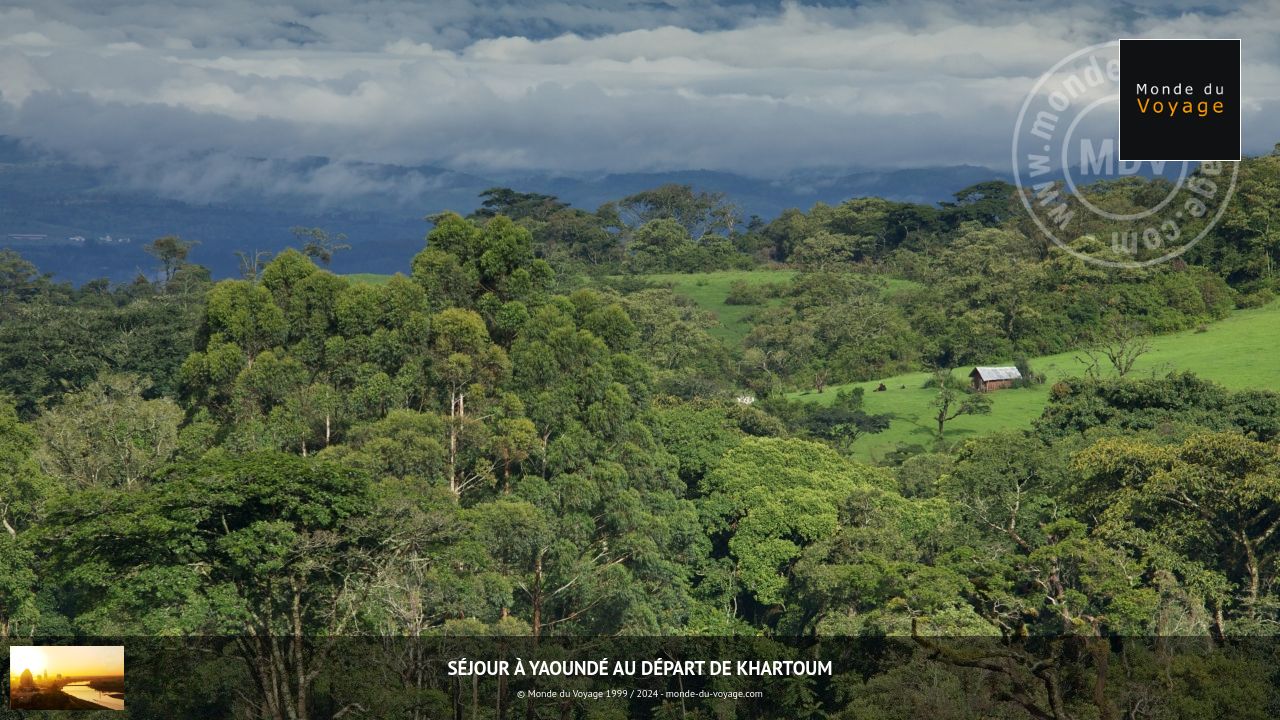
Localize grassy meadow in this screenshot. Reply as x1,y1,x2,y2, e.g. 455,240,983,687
638,269,918,344
792,300,1280,462
638,270,795,343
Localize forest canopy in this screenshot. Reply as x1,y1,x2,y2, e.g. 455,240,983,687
3,158,1280,719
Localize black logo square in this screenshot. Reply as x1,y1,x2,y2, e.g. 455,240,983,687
1119,39,1240,161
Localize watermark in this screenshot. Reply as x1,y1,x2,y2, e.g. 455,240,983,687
1012,41,1237,268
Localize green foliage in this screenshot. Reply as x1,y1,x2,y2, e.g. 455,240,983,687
0,249,46,307
203,279,287,361
470,187,569,222
630,269,797,345
35,374,183,489
793,298,1280,462
413,212,553,312
0,275,204,418
0,397,49,639
723,279,764,305
615,183,738,239
9,170,1280,716
1076,432,1280,629
290,226,350,266
46,452,373,635
1038,372,1280,442
701,437,893,607
931,370,992,441
142,235,197,282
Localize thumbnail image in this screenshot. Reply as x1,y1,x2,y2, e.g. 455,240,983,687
8,646,124,711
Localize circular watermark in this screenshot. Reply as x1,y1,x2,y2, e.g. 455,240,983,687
1012,41,1237,268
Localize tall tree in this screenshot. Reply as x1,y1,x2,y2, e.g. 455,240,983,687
428,308,511,499
144,235,198,282
48,452,375,720
291,227,351,267
469,188,568,222
36,374,183,489
615,184,738,238
1078,432,1280,631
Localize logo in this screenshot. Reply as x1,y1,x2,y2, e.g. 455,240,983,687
1119,39,1241,162
1012,41,1238,268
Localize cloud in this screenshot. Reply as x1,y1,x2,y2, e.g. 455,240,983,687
1,0,1277,202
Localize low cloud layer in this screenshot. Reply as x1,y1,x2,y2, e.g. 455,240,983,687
2,0,1279,201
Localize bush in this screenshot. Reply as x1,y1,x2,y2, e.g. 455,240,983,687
1013,356,1045,387
725,280,768,306
1238,288,1276,309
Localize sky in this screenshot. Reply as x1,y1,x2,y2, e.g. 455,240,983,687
9,646,125,679
1,0,1279,197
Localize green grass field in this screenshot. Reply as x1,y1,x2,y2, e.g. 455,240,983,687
639,270,796,343
640,270,919,344
792,300,1280,463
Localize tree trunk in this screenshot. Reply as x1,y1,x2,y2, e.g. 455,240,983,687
1088,638,1117,720
291,582,308,720
448,391,465,498
531,552,544,639
1242,533,1262,611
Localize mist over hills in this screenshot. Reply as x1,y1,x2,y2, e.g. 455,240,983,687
0,136,1006,283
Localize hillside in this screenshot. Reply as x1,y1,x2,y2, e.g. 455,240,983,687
793,300,1280,462
634,270,919,345
635,270,795,343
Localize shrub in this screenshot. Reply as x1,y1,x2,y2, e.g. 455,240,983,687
1014,356,1045,387
725,280,768,306
1238,288,1276,309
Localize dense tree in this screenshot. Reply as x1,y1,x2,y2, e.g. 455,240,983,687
143,235,198,282
427,308,512,499
470,187,569,222
35,374,183,489
0,399,44,537
0,400,50,639
0,276,203,418
47,452,376,719
0,249,46,307
1191,150,1280,286
1037,372,1280,442
413,212,553,314
796,389,892,451
5,165,1280,717
614,184,738,239
939,181,1018,227
1077,432,1280,631
700,437,893,611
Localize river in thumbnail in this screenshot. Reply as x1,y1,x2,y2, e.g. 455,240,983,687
61,682,124,710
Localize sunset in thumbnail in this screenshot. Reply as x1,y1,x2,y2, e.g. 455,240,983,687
8,646,124,711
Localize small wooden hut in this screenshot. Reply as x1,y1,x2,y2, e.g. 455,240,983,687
969,366,1022,392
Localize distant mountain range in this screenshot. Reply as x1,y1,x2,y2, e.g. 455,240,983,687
0,136,1006,283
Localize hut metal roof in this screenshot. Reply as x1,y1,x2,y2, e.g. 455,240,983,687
971,366,1022,381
